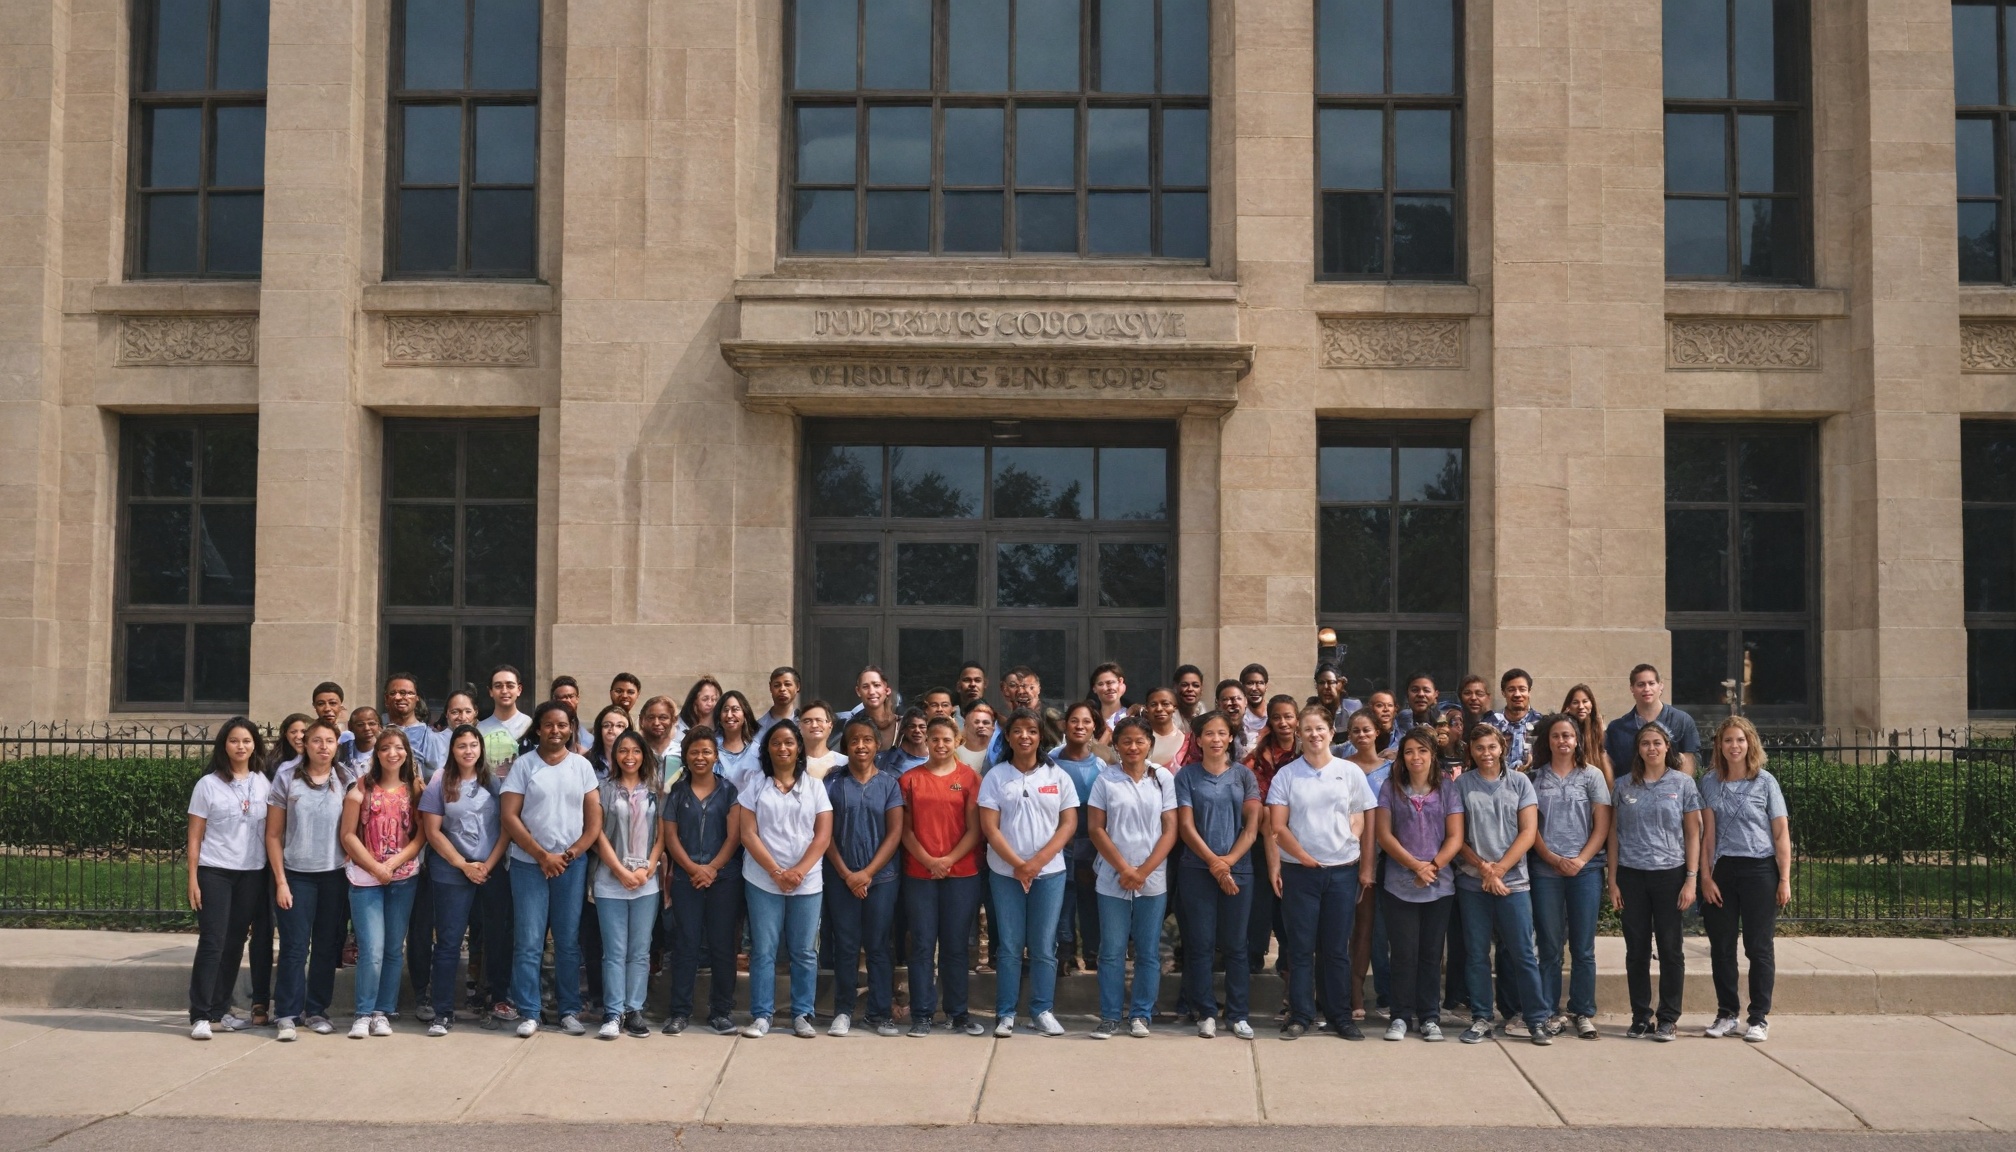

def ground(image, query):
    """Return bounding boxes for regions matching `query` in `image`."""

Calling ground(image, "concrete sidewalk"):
[1,927,2012,1015]
[0,1007,2014,1130]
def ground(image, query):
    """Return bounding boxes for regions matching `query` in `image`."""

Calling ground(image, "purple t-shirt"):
[1376,779,1455,903]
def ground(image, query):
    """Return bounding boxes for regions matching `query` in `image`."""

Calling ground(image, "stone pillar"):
[1177,412,1222,675]
[1820,0,1966,730]
[0,0,68,719]
[247,0,370,718]
[1487,0,1670,700]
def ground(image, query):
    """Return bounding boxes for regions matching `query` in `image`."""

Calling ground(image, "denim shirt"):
[664,777,741,877]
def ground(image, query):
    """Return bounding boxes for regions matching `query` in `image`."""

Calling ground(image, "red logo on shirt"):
[1038,784,1060,794]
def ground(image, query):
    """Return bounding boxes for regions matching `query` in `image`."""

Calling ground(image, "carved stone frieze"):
[1319,317,1467,368]
[384,314,535,367]
[1962,319,2016,373]
[1667,318,1817,370]
[114,314,257,366]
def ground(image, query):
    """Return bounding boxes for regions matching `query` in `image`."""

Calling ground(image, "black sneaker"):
[1281,1021,1308,1040]
[708,1014,738,1035]
[1627,1020,1654,1039]
[908,1018,933,1038]
[623,1011,650,1038]
[1338,1020,1365,1041]
[662,1014,689,1035]
[1652,1022,1676,1043]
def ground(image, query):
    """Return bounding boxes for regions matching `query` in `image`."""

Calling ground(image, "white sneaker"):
[369,1013,392,1037]
[829,1012,852,1037]
[597,1017,621,1040]
[306,1015,334,1035]
[793,1015,817,1038]
[348,1017,370,1039]
[743,1017,771,1039]
[1744,1021,1769,1043]
[276,1019,298,1042]
[218,1012,250,1032]
[1127,1017,1150,1038]
[190,1020,212,1041]
[995,1014,1016,1037]
[426,1020,449,1038]
[1197,1016,1216,1039]
[515,1017,539,1038]
[1384,1018,1408,1041]
[1705,1013,1741,1038]
[1230,1019,1255,1040]
[1035,1011,1065,1037]
[1419,1021,1445,1042]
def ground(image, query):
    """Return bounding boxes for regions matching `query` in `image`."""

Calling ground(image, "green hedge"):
[0,756,206,853]
[1774,755,2016,859]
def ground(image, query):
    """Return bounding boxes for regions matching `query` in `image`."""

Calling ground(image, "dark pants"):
[1381,888,1452,1028]
[406,865,434,1004]
[1056,854,1100,969]
[826,876,899,1020]
[431,869,515,1016]
[274,867,347,1022]
[580,890,603,1008]
[1278,862,1357,1028]
[1455,885,1549,1028]
[1704,855,1779,1024]
[1618,865,1688,1025]
[1245,840,1280,974]
[665,872,743,1020]
[189,866,264,1023]
[904,872,982,1021]
[249,884,273,1006]
[1177,865,1252,1022]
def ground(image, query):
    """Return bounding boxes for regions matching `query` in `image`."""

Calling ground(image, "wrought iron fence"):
[0,721,2010,926]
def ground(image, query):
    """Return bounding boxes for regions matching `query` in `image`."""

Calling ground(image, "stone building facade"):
[0,0,2007,730]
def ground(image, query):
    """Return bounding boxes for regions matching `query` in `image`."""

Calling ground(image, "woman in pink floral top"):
[342,729,424,1038]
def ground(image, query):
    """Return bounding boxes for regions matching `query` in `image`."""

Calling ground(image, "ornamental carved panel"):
[1962,319,2016,373]
[384,314,535,367]
[114,314,257,366]
[1667,318,1817,370]
[1319,317,1467,369]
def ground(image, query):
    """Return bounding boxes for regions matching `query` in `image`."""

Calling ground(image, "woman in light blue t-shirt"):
[1605,721,1702,1042]
[1698,715,1791,1044]
[1086,716,1178,1039]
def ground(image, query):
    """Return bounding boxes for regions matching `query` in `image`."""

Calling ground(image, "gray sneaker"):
[1460,1020,1493,1044]
[1197,1016,1216,1039]
[1500,1017,1531,1038]
[828,1012,851,1037]
[1419,1020,1445,1042]
[1705,1013,1741,1038]
[742,1017,771,1038]
[994,1014,1016,1038]
[1573,1014,1599,1040]
[1652,1021,1677,1043]
[306,1015,333,1035]
[414,1004,436,1023]
[793,1014,817,1038]
[960,1015,988,1037]
[1035,1011,1065,1037]
[875,1018,901,1037]
[1128,1017,1150,1038]
[1384,1018,1407,1041]
[275,1019,298,1042]
[1092,1019,1119,1039]
[559,1014,587,1036]
[1743,1021,1769,1043]
[1230,1019,1255,1040]
[908,1019,933,1038]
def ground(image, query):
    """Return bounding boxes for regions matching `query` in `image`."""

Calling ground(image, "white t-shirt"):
[1087,765,1178,899]
[1150,729,1187,767]
[500,751,599,865]
[954,744,992,773]
[1241,708,1267,743]
[738,775,833,896]
[805,750,841,780]
[187,772,271,872]
[976,761,1081,878]
[1265,755,1378,868]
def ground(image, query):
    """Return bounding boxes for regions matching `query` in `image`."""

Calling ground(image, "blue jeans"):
[905,872,982,1021]
[989,869,1066,1018]
[666,872,743,1020]
[1096,891,1166,1022]
[1055,854,1100,967]
[825,877,899,1020]
[598,890,658,1018]
[1531,866,1602,1018]
[1177,865,1252,1022]
[349,876,419,1017]
[509,856,587,1020]
[429,869,514,1016]
[1456,885,1549,1028]
[746,885,822,1021]
[1278,862,1357,1027]
[274,868,347,1022]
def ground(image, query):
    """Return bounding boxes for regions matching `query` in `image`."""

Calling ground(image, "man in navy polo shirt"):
[1603,664,1701,776]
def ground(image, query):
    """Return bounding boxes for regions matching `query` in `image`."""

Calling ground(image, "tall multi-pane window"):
[1317,422,1467,696]
[1315,0,1462,279]
[131,0,269,277]
[1955,2,2016,282]
[1962,423,2016,712]
[1665,423,1817,722]
[390,0,541,277]
[116,417,257,710]
[1662,0,1808,282]
[786,0,1209,258]
[381,420,538,715]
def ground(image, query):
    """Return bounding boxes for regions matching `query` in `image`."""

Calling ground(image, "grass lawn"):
[0,854,194,929]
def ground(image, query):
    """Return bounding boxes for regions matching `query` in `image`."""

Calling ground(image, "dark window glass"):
[133,0,268,277]
[812,444,883,516]
[1665,422,1816,719]
[383,419,539,711]
[1955,4,2016,282]
[898,629,970,703]
[1964,422,2016,711]
[1319,423,1466,693]
[815,625,875,706]
[1664,0,1808,282]
[1097,542,1167,607]
[897,542,981,605]
[1317,0,1462,279]
[117,417,256,710]
[892,446,983,517]
[1096,447,1167,519]
[1956,1,1999,106]
[392,0,540,277]
[814,541,882,605]
[786,0,1206,256]
[997,542,1080,607]
[994,447,1093,518]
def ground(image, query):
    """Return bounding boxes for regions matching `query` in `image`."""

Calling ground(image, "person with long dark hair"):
[660,726,744,1036]
[900,710,987,1037]
[185,718,270,1040]
[501,700,604,1037]
[715,690,761,790]
[823,715,907,1036]
[1448,723,1550,1046]
[594,729,664,1039]
[579,702,633,1009]
[1374,727,1460,1041]
[672,675,724,749]
[420,723,511,1035]
[1561,684,1614,785]
[342,729,424,1038]
[267,718,350,1041]
[1174,710,1261,1039]
[1699,715,1791,1044]
[738,718,833,1038]
[1529,713,1612,1041]
[978,707,1080,1038]
[1338,707,1391,1024]
[1607,722,1703,1042]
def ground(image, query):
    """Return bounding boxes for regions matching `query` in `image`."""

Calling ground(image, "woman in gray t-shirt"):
[1605,722,1702,1040]
[419,724,512,1032]
[265,717,349,1037]
[1697,715,1792,1043]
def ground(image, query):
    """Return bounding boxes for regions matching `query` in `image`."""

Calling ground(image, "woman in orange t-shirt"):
[899,716,986,1038]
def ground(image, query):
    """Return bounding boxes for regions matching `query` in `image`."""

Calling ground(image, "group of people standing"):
[184,657,1794,1047]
